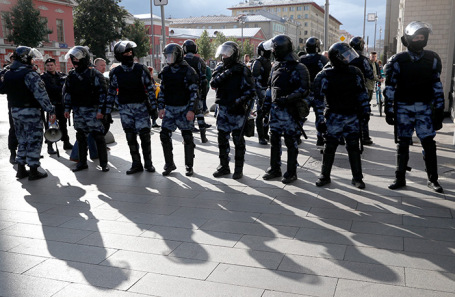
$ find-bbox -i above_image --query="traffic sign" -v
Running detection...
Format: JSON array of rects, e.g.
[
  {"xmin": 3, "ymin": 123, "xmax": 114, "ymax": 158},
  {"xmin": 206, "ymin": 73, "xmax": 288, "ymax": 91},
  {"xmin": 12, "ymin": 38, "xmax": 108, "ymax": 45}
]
[
  {"xmin": 340, "ymin": 35, "xmax": 346, "ymax": 42},
  {"xmin": 154, "ymin": 0, "xmax": 168, "ymax": 5}
]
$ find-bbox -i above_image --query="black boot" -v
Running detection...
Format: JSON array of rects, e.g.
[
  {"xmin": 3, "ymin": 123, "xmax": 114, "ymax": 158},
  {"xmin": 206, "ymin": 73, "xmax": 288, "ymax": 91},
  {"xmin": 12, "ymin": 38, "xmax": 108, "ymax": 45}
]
[
  {"xmin": 200, "ymin": 128, "xmax": 208, "ymax": 143},
  {"xmin": 72, "ymin": 131, "xmax": 88, "ymax": 172},
  {"xmin": 126, "ymin": 132, "xmax": 143, "ymax": 175},
  {"xmin": 161, "ymin": 129, "xmax": 176, "ymax": 176},
  {"xmin": 16, "ymin": 164, "xmax": 29, "ymax": 179},
  {"xmin": 316, "ymin": 135, "xmax": 324, "ymax": 147},
  {"xmin": 281, "ymin": 136, "xmax": 298, "ymax": 184},
  {"xmin": 263, "ymin": 132, "xmax": 282, "ymax": 180},
  {"xmin": 139, "ymin": 129, "xmax": 155, "ymax": 173},
  {"xmin": 232, "ymin": 130, "xmax": 245, "ymax": 179},
  {"xmin": 63, "ymin": 140, "xmax": 73, "ymax": 150},
  {"xmin": 256, "ymin": 109, "xmax": 268, "ymax": 145},
  {"xmin": 183, "ymin": 130, "xmax": 195, "ymax": 176},
  {"xmin": 28, "ymin": 166, "xmax": 48, "ymax": 180},
  {"xmin": 213, "ymin": 131, "xmax": 231, "ymax": 177},
  {"xmin": 347, "ymin": 138, "xmax": 365, "ymax": 189},
  {"xmin": 389, "ymin": 139, "xmax": 410, "ymax": 190},
  {"xmin": 422, "ymin": 137, "xmax": 443, "ymax": 193},
  {"xmin": 9, "ymin": 150, "xmax": 17, "ymax": 164},
  {"xmin": 93, "ymin": 132, "xmax": 109, "ymax": 172},
  {"xmin": 47, "ymin": 142, "xmax": 57, "ymax": 155},
  {"xmin": 316, "ymin": 139, "xmax": 337, "ymax": 187}
]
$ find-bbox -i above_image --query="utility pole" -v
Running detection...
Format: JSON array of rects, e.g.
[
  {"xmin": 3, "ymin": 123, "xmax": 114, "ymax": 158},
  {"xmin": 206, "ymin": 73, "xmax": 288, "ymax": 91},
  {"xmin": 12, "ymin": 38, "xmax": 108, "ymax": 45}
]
[
  {"xmin": 149, "ymin": 0, "xmax": 154, "ymax": 69},
  {"xmin": 373, "ymin": 12, "xmax": 378, "ymax": 51},
  {"xmin": 363, "ymin": 0, "xmax": 367, "ymax": 39},
  {"xmin": 324, "ymin": 0, "xmax": 329, "ymax": 51}
]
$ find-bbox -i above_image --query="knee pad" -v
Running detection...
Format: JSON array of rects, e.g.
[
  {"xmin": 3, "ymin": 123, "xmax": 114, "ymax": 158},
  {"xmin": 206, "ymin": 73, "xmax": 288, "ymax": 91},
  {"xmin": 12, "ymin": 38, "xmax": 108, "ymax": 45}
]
[
  {"xmin": 182, "ymin": 130, "xmax": 194, "ymax": 145},
  {"xmin": 76, "ymin": 130, "xmax": 86, "ymax": 142},
  {"xmin": 232, "ymin": 130, "xmax": 245, "ymax": 146},
  {"xmin": 284, "ymin": 135, "xmax": 296, "ymax": 148},
  {"xmin": 324, "ymin": 138, "xmax": 338, "ymax": 154},
  {"xmin": 270, "ymin": 131, "xmax": 281, "ymax": 146},
  {"xmin": 397, "ymin": 137, "xmax": 411, "ymax": 155},
  {"xmin": 345, "ymin": 138, "xmax": 359, "ymax": 152},
  {"xmin": 160, "ymin": 128, "xmax": 172, "ymax": 143},
  {"xmin": 139, "ymin": 128, "xmax": 151, "ymax": 136},
  {"xmin": 218, "ymin": 130, "xmax": 230, "ymax": 144},
  {"xmin": 421, "ymin": 137, "xmax": 436, "ymax": 153}
]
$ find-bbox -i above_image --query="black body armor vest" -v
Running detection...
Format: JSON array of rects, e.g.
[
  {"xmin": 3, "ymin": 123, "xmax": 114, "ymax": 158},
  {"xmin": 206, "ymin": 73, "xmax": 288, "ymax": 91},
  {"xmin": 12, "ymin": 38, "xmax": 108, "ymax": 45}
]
[
  {"xmin": 395, "ymin": 51, "xmax": 434, "ymax": 103},
  {"xmin": 215, "ymin": 64, "xmax": 243, "ymax": 107},
  {"xmin": 324, "ymin": 66, "xmax": 359, "ymax": 115},
  {"xmin": 300, "ymin": 54, "xmax": 324, "ymax": 82},
  {"xmin": 4, "ymin": 68, "xmax": 40, "ymax": 108},
  {"xmin": 270, "ymin": 62, "xmax": 296, "ymax": 102},
  {"xmin": 161, "ymin": 65, "xmax": 190, "ymax": 106},
  {"xmin": 114, "ymin": 64, "xmax": 147, "ymax": 104},
  {"xmin": 68, "ymin": 69, "xmax": 98, "ymax": 107}
]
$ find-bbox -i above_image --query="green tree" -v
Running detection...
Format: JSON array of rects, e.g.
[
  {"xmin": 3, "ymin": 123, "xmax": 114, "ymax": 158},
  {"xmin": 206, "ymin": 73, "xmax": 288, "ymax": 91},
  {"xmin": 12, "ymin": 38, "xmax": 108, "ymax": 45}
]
[
  {"xmin": 211, "ymin": 32, "xmax": 227, "ymax": 59},
  {"xmin": 241, "ymin": 40, "xmax": 254, "ymax": 58},
  {"xmin": 195, "ymin": 30, "xmax": 212, "ymax": 61},
  {"xmin": 2, "ymin": 0, "xmax": 52, "ymax": 47},
  {"xmin": 122, "ymin": 19, "xmax": 150, "ymax": 58},
  {"xmin": 74, "ymin": 0, "xmax": 128, "ymax": 61}
]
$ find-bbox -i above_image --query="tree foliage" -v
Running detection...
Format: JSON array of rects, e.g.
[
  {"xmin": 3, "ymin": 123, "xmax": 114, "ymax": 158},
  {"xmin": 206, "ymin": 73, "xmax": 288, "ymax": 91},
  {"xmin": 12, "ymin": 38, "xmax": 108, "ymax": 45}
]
[
  {"xmin": 211, "ymin": 31, "xmax": 227, "ymax": 59},
  {"xmin": 122, "ymin": 18, "xmax": 150, "ymax": 58},
  {"xmin": 195, "ymin": 30, "xmax": 212, "ymax": 61},
  {"xmin": 240, "ymin": 40, "xmax": 254, "ymax": 58},
  {"xmin": 2, "ymin": 0, "xmax": 52, "ymax": 47},
  {"xmin": 74, "ymin": 0, "xmax": 128, "ymax": 61}
]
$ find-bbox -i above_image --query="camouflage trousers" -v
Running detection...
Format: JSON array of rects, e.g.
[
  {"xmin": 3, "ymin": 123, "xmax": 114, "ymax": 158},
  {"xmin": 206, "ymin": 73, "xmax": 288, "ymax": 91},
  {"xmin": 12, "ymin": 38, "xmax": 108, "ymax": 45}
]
[
  {"xmin": 325, "ymin": 112, "xmax": 360, "ymax": 141},
  {"xmin": 161, "ymin": 104, "xmax": 194, "ymax": 132},
  {"xmin": 396, "ymin": 102, "xmax": 435, "ymax": 140},
  {"xmin": 118, "ymin": 103, "xmax": 151, "ymax": 133},
  {"xmin": 216, "ymin": 105, "xmax": 245, "ymax": 132},
  {"xmin": 11, "ymin": 107, "xmax": 43, "ymax": 167},
  {"xmin": 269, "ymin": 103, "xmax": 301, "ymax": 137},
  {"xmin": 72, "ymin": 106, "xmax": 105, "ymax": 134}
]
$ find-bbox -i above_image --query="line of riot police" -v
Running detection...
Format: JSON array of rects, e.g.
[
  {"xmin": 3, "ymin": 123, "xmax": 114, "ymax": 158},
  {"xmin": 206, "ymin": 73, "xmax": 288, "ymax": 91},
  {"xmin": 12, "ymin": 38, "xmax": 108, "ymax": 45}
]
[{"xmin": 0, "ymin": 20, "xmax": 445, "ymax": 193}]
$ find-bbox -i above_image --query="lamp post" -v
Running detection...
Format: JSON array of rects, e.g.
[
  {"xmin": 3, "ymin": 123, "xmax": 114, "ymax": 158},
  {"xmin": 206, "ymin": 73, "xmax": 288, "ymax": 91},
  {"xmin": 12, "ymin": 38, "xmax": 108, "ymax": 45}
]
[
  {"xmin": 323, "ymin": 0, "xmax": 329, "ymax": 51},
  {"xmin": 237, "ymin": 15, "xmax": 246, "ymax": 52},
  {"xmin": 373, "ymin": 12, "xmax": 378, "ymax": 51},
  {"xmin": 363, "ymin": 0, "xmax": 367, "ymax": 39},
  {"xmin": 149, "ymin": 0, "xmax": 154, "ymax": 69}
]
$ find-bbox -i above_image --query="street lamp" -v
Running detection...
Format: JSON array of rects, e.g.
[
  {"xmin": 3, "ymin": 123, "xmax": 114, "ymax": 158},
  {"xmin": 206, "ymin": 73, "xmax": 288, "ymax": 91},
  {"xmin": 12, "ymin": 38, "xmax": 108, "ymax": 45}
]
[{"xmin": 237, "ymin": 15, "xmax": 246, "ymax": 51}]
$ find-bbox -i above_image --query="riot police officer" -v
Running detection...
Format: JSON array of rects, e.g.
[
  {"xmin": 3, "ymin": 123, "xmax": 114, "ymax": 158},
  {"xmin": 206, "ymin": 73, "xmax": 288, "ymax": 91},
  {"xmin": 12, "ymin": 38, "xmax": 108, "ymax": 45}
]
[
  {"xmin": 41, "ymin": 58, "xmax": 73, "ymax": 152},
  {"xmin": 349, "ymin": 36, "xmax": 374, "ymax": 145},
  {"xmin": 251, "ymin": 41, "xmax": 272, "ymax": 145},
  {"xmin": 0, "ymin": 46, "xmax": 56, "ymax": 180},
  {"xmin": 158, "ymin": 43, "xmax": 199, "ymax": 176},
  {"xmin": 63, "ymin": 46, "xmax": 111, "ymax": 172},
  {"xmin": 108, "ymin": 40, "xmax": 157, "ymax": 175},
  {"xmin": 182, "ymin": 39, "xmax": 210, "ymax": 143},
  {"xmin": 314, "ymin": 42, "xmax": 370, "ymax": 189},
  {"xmin": 384, "ymin": 21, "xmax": 444, "ymax": 193},
  {"xmin": 299, "ymin": 37, "xmax": 329, "ymax": 147},
  {"xmin": 261, "ymin": 35, "xmax": 310, "ymax": 184},
  {"xmin": 210, "ymin": 41, "xmax": 255, "ymax": 179}
]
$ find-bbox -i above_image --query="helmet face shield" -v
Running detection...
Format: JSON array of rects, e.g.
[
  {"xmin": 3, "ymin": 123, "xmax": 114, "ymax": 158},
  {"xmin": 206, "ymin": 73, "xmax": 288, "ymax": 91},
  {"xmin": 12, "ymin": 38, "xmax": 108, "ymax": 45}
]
[
  {"xmin": 65, "ymin": 47, "xmax": 88, "ymax": 60},
  {"xmin": 340, "ymin": 47, "xmax": 359, "ymax": 64},
  {"xmin": 262, "ymin": 39, "xmax": 273, "ymax": 51},
  {"xmin": 115, "ymin": 41, "xmax": 137, "ymax": 54},
  {"xmin": 405, "ymin": 21, "xmax": 432, "ymax": 36},
  {"xmin": 29, "ymin": 48, "xmax": 43, "ymax": 60},
  {"xmin": 164, "ymin": 53, "xmax": 176, "ymax": 65},
  {"xmin": 215, "ymin": 44, "xmax": 235, "ymax": 59}
]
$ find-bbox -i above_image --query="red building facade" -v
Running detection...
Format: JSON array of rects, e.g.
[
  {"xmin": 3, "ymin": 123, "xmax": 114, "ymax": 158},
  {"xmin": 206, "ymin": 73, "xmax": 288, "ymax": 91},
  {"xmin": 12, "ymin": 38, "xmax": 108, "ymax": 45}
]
[{"xmin": 0, "ymin": 0, "xmax": 76, "ymax": 73}]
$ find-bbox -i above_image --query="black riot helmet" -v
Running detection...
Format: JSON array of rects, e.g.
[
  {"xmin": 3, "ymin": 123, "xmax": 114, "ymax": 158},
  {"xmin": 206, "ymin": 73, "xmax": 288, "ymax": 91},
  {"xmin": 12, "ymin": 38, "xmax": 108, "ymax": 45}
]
[
  {"xmin": 305, "ymin": 37, "xmax": 321, "ymax": 54},
  {"xmin": 215, "ymin": 41, "xmax": 240, "ymax": 67},
  {"xmin": 328, "ymin": 42, "xmax": 359, "ymax": 69},
  {"xmin": 182, "ymin": 39, "xmax": 198, "ymax": 54},
  {"xmin": 114, "ymin": 40, "xmax": 137, "ymax": 62},
  {"xmin": 257, "ymin": 41, "xmax": 271, "ymax": 59},
  {"xmin": 349, "ymin": 36, "xmax": 365, "ymax": 53},
  {"xmin": 401, "ymin": 21, "xmax": 432, "ymax": 53},
  {"xmin": 65, "ymin": 46, "xmax": 91, "ymax": 69},
  {"xmin": 163, "ymin": 43, "xmax": 184, "ymax": 66},
  {"xmin": 262, "ymin": 35, "xmax": 293, "ymax": 61},
  {"xmin": 12, "ymin": 46, "xmax": 43, "ymax": 65}
]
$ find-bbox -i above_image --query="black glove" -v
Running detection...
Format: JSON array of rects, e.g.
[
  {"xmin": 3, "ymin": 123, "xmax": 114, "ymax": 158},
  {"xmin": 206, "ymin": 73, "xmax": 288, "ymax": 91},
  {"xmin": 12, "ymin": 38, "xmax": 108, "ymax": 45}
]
[
  {"xmin": 385, "ymin": 113, "xmax": 394, "ymax": 125},
  {"xmin": 230, "ymin": 64, "xmax": 243, "ymax": 73},
  {"xmin": 210, "ymin": 69, "xmax": 232, "ymax": 88},
  {"xmin": 434, "ymin": 109, "xmax": 444, "ymax": 131},
  {"xmin": 316, "ymin": 122, "xmax": 327, "ymax": 133}
]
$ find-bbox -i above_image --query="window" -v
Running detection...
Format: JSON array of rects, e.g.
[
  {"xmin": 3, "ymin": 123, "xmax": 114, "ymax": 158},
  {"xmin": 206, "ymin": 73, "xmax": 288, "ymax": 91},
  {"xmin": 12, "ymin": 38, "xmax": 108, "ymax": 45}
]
[
  {"xmin": 1, "ymin": 16, "xmax": 12, "ymax": 38},
  {"xmin": 297, "ymin": 15, "xmax": 301, "ymax": 19},
  {"xmin": 283, "ymin": 7, "xmax": 287, "ymax": 12},
  {"xmin": 56, "ymin": 19, "xmax": 64, "ymax": 43},
  {"xmin": 290, "ymin": 15, "xmax": 294, "ymax": 19},
  {"xmin": 276, "ymin": 8, "xmax": 280, "ymax": 12},
  {"xmin": 304, "ymin": 22, "xmax": 308, "ymax": 27},
  {"xmin": 290, "ymin": 7, "xmax": 295, "ymax": 11},
  {"xmin": 304, "ymin": 30, "xmax": 308, "ymax": 35},
  {"xmin": 304, "ymin": 14, "xmax": 308, "ymax": 19},
  {"xmin": 297, "ymin": 6, "xmax": 302, "ymax": 11},
  {"xmin": 40, "ymin": 17, "xmax": 49, "ymax": 42},
  {"xmin": 59, "ymin": 62, "xmax": 66, "ymax": 73},
  {"xmin": 304, "ymin": 6, "xmax": 309, "ymax": 10}
]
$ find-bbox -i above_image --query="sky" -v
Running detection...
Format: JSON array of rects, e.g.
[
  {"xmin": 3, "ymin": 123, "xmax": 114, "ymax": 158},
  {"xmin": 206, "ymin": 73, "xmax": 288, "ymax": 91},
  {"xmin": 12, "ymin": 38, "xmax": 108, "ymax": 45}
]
[{"xmin": 120, "ymin": 0, "xmax": 386, "ymax": 46}]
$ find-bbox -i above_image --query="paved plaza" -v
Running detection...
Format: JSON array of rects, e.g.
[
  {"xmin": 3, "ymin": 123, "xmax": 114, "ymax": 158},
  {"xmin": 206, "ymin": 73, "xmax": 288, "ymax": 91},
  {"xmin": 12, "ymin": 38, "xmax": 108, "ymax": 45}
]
[{"xmin": 0, "ymin": 91, "xmax": 454, "ymax": 297}]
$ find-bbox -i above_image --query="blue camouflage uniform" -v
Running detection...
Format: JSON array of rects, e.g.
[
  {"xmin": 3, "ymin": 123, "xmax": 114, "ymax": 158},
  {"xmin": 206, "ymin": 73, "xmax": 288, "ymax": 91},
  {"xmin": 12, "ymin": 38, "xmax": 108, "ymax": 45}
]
[
  {"xmin": 313, "ymin": 65, "xmax": 370, "ymax": 185},
  {"xmin": 383, "ymin": 49, "xmax": 444, "ymax": 189},
  {"xmin": 108, "ymin": 63, "xmax": 157, "ymax": 172},
  {"xmin": 251, "ymin": 56, "xmax": 272, "ymax": 143},
  {"xmin": 210, "ymin": 61, "xmax": 255, "ymax": 176},
  {"xmin": 158, "ymin": 60, "xmax": 199, "ymax": 174},
  {"xmin": 63, "ymin": 67, "xmax": 111, "ymax": 170},
  {"xmin": 262, "ymin": 57, "xmax": 310, "ymax": 181},
  {"xmin": 0, "ymin": 61, "xmax": 55, "ymax": 168}
]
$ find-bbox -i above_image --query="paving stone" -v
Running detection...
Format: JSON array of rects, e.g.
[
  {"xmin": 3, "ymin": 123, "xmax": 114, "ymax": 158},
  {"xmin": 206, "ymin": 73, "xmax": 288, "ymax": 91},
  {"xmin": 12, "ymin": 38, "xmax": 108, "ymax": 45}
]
[
  {"xmin": 25, "ymin": 258, "xmax": 146, "ymax": 290},
  {"xmin": 356, "ymin": 202, "xmax": 452, "ymax": 217},
  {"xmin": 404, "ymin": 237, "xmax": 455, "ymax": 256},
  {"xmin": 334, "ymin": 278, "xmax": 455, "ymax": 297},
  {"xmin": 53, "ymin": 284, "xmax": 149, "ymax": 297},
  {"xmin": 405, "ymin": 267, "xmax": 455, "ymax": 292},
  {"xmin": 60, "ymin": 217, "xmax": 150, "ymax": 236},
  {"xmin": 235, "ymin": 235, "xmax": 346, "ymax": 260},
  {"xmin": 207, "ymin": 263, "xmax": 337, "ymax": 297},
  {"xmin": 0, "ymin": 223, "xmax": 93, "ymax": 243},
  {"xmin": 0, "ymin": 250, "xmax": 46, "ymax": 274},
  {"xmin": 170, "ymin": 206, "xmax": 261, "ymax": 222},
  {"xmin": 101, "ymin": 250, "xmax": 218, "ymax": 279},
  {"xmin": 257, "ymin": 213, "xmax": 352, "ymax": 231},
  {"xmin": 403, "ymin": 215, "xmax": 455, "ymax": 229},
  {"xmin": 116, "ymin": 213, "xmax": 208, "ymax": 229},
  {"xmin": 200, "ymin": 219, "xmax": 299, "ymax": 238},
  {"xmin": 307, "ymin": 207, "xmax": 403, "ymax": 224},
  {"xmin": 0, "ymin": 270, "xmax": 69, "ymax": 297},
  {"xmin": 262, "ymin": 291, "xmax": 313, "ymax": 297},
  {"xmin": 129, "ymin": 272, "xmax": 264, "ymax": 297},
  {"xmin": 170, "ymin": 242, "xmax": 284, "ymax": 269}
]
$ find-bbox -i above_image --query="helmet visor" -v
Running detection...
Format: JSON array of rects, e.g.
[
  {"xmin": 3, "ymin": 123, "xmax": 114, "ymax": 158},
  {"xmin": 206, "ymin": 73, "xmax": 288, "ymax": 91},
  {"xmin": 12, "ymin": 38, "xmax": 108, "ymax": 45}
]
[
  {"xmin": 405, "ymin": 21, "xmax": 432, "ymax": 36},
  {"xmin": 215, "ymin": 44, "xmax": 235, "ymax": 59},
  {"xmin": 164, "ymin": 53, "xmax": 176, "ymax": 65},
  {"xmin": 340, "ymin": 47, "xmax": 359, "ymax": 64},
  {"xmin": 29, "ymin": 48, "xmax": 43, "ymax": 60},
  {"xmin": 115, "ymin": 41, "xmax": 137, "ymax": 53},
  {"xmin": 65, "ymin": 47, "xmax": 88, "ymax": 60},
  {"xmin": 262, "ymin": 39, "xmax": 274, "ymax": 51}
]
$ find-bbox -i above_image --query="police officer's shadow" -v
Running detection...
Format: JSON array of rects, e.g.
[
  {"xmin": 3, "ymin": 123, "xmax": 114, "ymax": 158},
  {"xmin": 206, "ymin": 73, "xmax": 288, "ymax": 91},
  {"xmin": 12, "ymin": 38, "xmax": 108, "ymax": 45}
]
[{"xmin": 21, "ymin": 172, "xmax": 131, "ymax": 289}]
